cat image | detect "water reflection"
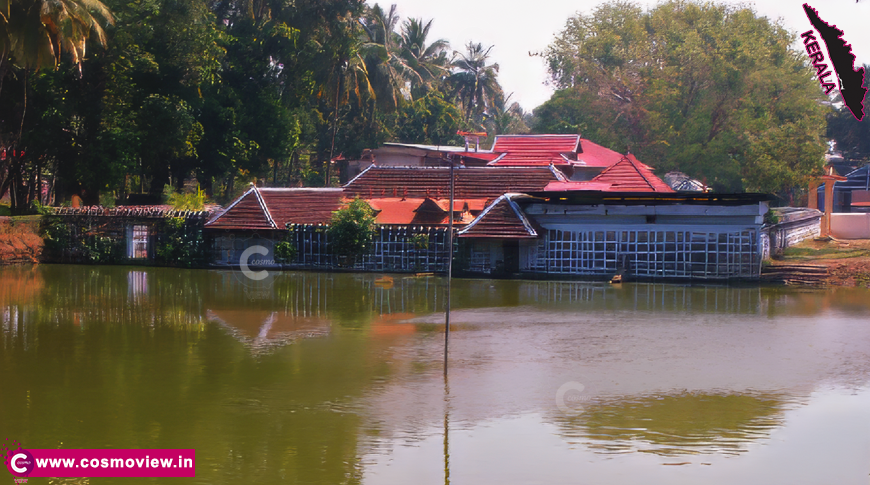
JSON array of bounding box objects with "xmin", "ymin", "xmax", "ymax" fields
[
  {"xmin": 1, "ymin": 265, "xmax": 869, "ymax": 485},
  {"xmin": 552, "ymin": 392, "xmax": 788, "ymax": 456}
]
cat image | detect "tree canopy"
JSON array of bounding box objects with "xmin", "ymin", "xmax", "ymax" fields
[
  {"xmin": 534, "ymin": 0, "xmax": 830, "ymax": 198},
  {"xmin": 0, "ymin": 0, "xmax": 507, "ymax": 213}
]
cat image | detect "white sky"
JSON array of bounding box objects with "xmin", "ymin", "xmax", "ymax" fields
[{"xmin": 384, "ymin": 0, "xmax": 870, "ymax": 111}]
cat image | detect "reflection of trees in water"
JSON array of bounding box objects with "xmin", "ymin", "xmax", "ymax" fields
[{"xmin": 552, "ymin": 392, "xmax": 788, "ymax": 456}]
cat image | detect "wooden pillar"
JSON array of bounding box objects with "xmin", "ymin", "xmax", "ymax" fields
[{"xmin": 807, "ymin": 181, "xmax": 820, "ymax": 210}]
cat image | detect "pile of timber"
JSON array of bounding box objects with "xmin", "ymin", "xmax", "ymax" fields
[{"xmin": 761, "ymin": 264, "xmax": 829, "ymax": 286}]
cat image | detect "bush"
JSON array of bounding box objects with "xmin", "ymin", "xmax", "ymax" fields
[
  {"xmin": 327, "ymin": 197, "xmax": 377, "ymax": 265},
  {"xmin": 156, "ymin": 217, "xmax": 207, "ymax": 267},
  {"xmin": 274, "ymin": 240, "xmax": 298, "ymax": 264}
]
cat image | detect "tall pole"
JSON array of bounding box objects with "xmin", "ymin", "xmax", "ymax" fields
[{"xmin": 444, "ymin": 156, "xmax": 454, "ymax": 376}]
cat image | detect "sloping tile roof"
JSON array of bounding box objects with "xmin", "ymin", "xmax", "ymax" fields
[
  {"xmin": 491, "ymin": 134, "xmax": 581, "ymax": 153},
  {"xmin": 487, "ymin": 135, "xmax": 626, "ymax": 168},
  {"xmin": 458, "ymin": 194, "xmax": 539, "ymax": 239},
  {"xmin": 206, "ymin": 188, "xmax": 276, "ymax": 230},
  {"xmin": 344, "ymin": 166, "xmax": 564, "ymax": 200},
  {"xmin": 258, "ymin": 188, "xmax": 346, "ymax": 226},
  {"xmin": 589, "ymin": 154, "xmax": 675, "ymax": 193},
  {"xmin": 575, "ymin": 139, "xmax": 628, "ymax": 168},
  {"xmin": 206, "ymin": 187, "xmax": 345, "ymax": 230},
  {"xmin": 366, "ymin": 198, "xmax": 427, "ymax": 225}
]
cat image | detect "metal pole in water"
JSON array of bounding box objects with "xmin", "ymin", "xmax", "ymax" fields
[{"xmin": 444, "ymin": 155, "xmax": 454, "ymax": 376}]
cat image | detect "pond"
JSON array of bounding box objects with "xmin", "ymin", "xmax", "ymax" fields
[{"xmin": 1, "ymin": 265, "xmax": 869, "ymax": 484}]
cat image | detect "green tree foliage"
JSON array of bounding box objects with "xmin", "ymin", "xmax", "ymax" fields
[
  {"xmin": 535, "ymin": 0, "xmax": 829, "ymax": 197},
  {"xmin": 327, "ymin": 197, "xmax": 377, "ymax": 264},
  {"xmin": 1, "ymin": 0, "xmax": 511, "ymax": 211}
]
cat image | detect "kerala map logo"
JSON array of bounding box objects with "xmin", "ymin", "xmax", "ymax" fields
[{"xmin": 802, "ymin": 4, "xmax": 867, "ymax": 121}]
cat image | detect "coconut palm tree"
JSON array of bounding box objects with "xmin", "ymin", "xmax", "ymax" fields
[
  {"xmin": 448, "ymin": 41, "xmax": 502, "ymax": 122},
  {"xmin": 358, "ymin": 3, "xmax": 418, "ymax": 111},
  {"xmin": 2, "ymin": 0, "xmax": 113, "ymax": 72},
  {"xmin": 399, "ymin": 17, "xmax": 448, "ymax": 96}
]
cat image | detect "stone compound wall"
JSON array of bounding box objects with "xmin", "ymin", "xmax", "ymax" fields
[{"xmin": 761, "ymin": 208, "xmax": 822, "ymax": 260}]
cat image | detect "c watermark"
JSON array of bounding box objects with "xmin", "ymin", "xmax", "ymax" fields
[
  {"xmin": 228, "ymin": 241, "xmax": 279, "ymax": 298},
  {"xmin": 555, "ymin": 381, "xmax": 591, "ymax": 414}
]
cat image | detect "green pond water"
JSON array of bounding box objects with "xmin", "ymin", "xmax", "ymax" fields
[{"xmin": 1, "ymin": 265, "xmax": 869, "ymax": 484}]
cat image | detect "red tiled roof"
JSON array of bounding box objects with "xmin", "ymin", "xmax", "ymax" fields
[
  {"xmin": 366, "ymin": 198, "xmax": 426, "ymax": 225},
  {"xmin": 366, "ymin": 197, "xmax": 486, "ymax": 225},
  {"xmin": 458, "ymin": 194, "xmax": 539, "ymax": 239},
  {"xmin": 258, "ymin": 188, "xmax": 346, "ymax": 226},
  {"xmin": 590, "ymin": 155, "xmax": 675, "ymax": 193},
  {"xmin": 344, "ymin": 166, "xmax": 564, "ymax": 200},
  {"xmin": 575, "ymin": 139, "xmax": 627, "ymax": 168},
  {"xmin": 491, "ymin": 134, "xmax": 580, "ymax": 154},
  {"xmin": 206, "ymin": 188, "xmax": 276, "ymax": 230},
  {"xmin": 488, "ymin": 153, "xmax": 571, "ymax": 167},
  {"xmin": 206, "ymin": 187, "xmax": 345, "ymax": 230}
]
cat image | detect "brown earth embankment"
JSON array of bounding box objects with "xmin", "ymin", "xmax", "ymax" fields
[
  {"xmin": 769, "ymin": 238, "xmax": 870, "ymax": 289},
  {"xmin": 0, "ymin": 216, "xmax": 43, "ymax": 264}
]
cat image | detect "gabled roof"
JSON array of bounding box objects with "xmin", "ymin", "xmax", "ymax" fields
[
  {"xmin": 344, "ymin": 166, "xmax": 565, "ymax": 200},
  {"xmin": 206, "ymin": 187, "xmax": 345, "ymax": 230},
  {"xmin": 206, "ymin": 186, "xmax": 277, "ymax": 230},
  {"xmin": 487, "ymin": 135, "xmax": 626, "ymax": 168},
  {"xmin": 589, "ymin": 155, "xmax": 674, "ymax": 193},
  {"xmin": 458, "ymin": 194, "xmax": 540, "ymax": 239}
]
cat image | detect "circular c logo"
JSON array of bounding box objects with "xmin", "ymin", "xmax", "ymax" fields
[
  {"xmin": 6, "ymin": 449, "xmax": 34, "ymax": 477},
  {"xmin": 240, "ymin": 245, "xmax": 269, "ymax": 281},
  {"xmin": 555, "ymin": 381, "xmax": 587, "ymax": 414}
]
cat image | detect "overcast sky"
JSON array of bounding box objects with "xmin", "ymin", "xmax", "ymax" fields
[{"xmin": 386, "ymin": 0, "xmax": 870, "ymax": 111}]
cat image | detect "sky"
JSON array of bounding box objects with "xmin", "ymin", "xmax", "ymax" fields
[{"xmin": 387, "ymin": 0, "xmax": 870, "ymax": 112}]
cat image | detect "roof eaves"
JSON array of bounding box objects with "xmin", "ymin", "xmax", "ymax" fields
[
  {"xmin": 344, "ymin": 163, "xmax": 375, "ymax": 187},
  {"xmin": 505, "ymin": 193, "xmax": 538, "ymax": 237},
  {"xmin": 457, "ymin": 193, "xmax": 537, "ymax": 238},
  {"xmin": 486, "ymin": 153, "xmax": 508, "ymax": 166}
]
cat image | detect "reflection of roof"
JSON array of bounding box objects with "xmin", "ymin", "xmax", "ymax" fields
[
  {"xmin": 344, "ymin": 166, "xmax": 565, "ymax": 200},
  {"xmin": 458, "ymin": 194, "xmax": 539, "ymax": 239},
  {"xmin": 206, "ymin": 309, "xmax": 330, "ymax": 351}
]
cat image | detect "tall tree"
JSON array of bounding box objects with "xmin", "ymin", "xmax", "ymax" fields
[
  {"xmin": 536, "ymin": 0, "xmax": 829, "ymax": 198},
  {"xmin": 448, "ymin": 41, "xmax": 502, "ymax": 123},
  {"xmin": 399, "ymin": 17, "xmax": 448, "ymax": 97}
]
